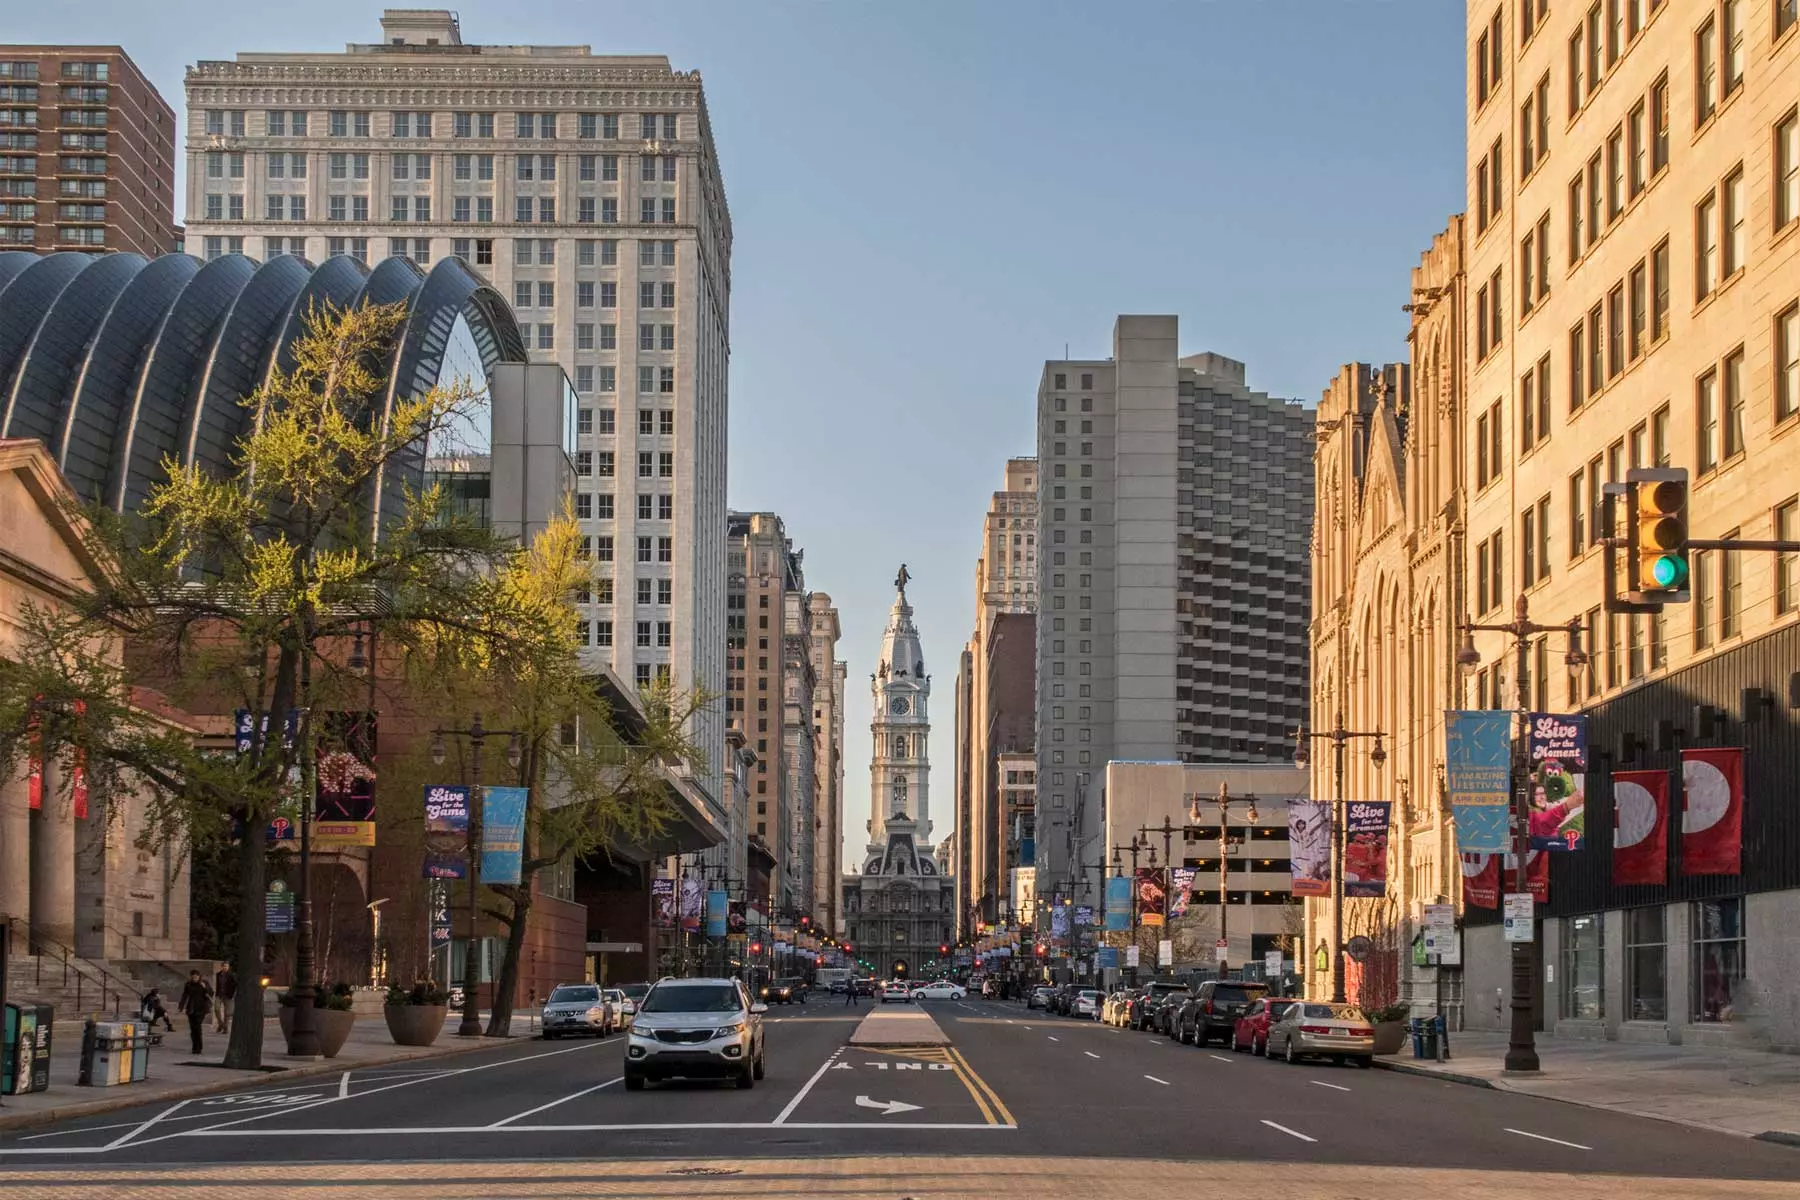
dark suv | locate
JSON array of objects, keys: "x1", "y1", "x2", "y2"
[
  {"x1": 1130, "y1": 981, "x2": 1189, "y2": 1031},
  {"x1": 1174, "y1": 979, "x2": 1270, "y2": 1046}
]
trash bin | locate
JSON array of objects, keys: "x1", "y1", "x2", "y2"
[
  {"x1": 1409, "y1": 1016, "x2": 1439, "y2": 1059},
  {"x1": 80, "y1": 1020, "x2": 138, "y2": 1088},
  {"x1": 3, "y1": 1002, "x2": 52, "y2": 1094}
]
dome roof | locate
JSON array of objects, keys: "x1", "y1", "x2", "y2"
[{"x1": 877, "y1": 565, "x2": 925, "y2": 681}]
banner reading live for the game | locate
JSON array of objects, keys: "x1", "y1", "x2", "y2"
[
  {"x1": 1461, "y1": 853, "x2": 1499, "y2": 908},
  {"x1": 1447, "y1": 710, "x2": 1511, "y2": 853},
  {"x1": 1134, "y1": 867, "x2": 1167, "y2": 926},
  {"x1": 1612, "y1": 770, "x2": 1668, "y2": 885},
  {"x1": 1168, "y1": 867, "x2": 1197, "y2": 918},
  {"x1": 1343, "y1": 801, "x2": 1391, "y2": 898},
  {"x1": 421, "y1": 784, "x2": 469, "y2": 879},
  {"x1": 1287, "y1": 799, "x2": 1332, "y2": 897},
  {"x1": 1680, "y1": 747, "x2": 1743, "y2": 875},
  {"x1": 1527, "y1": 712, "x2": 1588, "y2": 851}
]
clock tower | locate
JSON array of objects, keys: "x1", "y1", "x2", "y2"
[{"x1": 868, "y1": 564, "x2": 932, "y2": 851}]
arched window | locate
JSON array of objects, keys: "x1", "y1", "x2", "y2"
[{"x1": 893, "y1": 735, "x2": 907, "y2": 758}]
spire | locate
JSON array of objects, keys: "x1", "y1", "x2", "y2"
[{"x1": 878, "y1": 566, "x2": 924, "y2": 680}]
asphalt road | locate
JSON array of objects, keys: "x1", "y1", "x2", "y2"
[{"x1": 0, "y1": 996, "x2": 1794, "y2": 1188}]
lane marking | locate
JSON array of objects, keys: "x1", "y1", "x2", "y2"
[
  {"x1": 1261, "y1": 1119, "x2": 1318, "y2": 1143},
  {"x1": 182, "y1": 1121, "x2": 1016, "y2": 1134},
  {"x1": 773, "y1": 1050, "x2": 838, "y2": 1125},
  {"x1": 1046, "y1": 1036, "x2": 1059, "y2": 1042},
  {"x1": 946, "y1": 1046, "x2": 1015, "y2": 1128},
  {"x1": 1309, "y1": 1080, "x2": 1351, "y2": 1092},
  {"x1": 1208, "y1": 1054, "x2": 1233, "y2": 1063},
  {"x1": 337, "y1": 1070, "x2": 352, "y2": 1100},
  {"x1": 103, "y1": 1098, "x2": 191, "y2": 1151},
  {"x1": 1083, "y1": 1051, "x2": 1101, "y2": 1059},
  {"x1": 488, "y1": 1077, "x2": 622, "y2": 1127},
  {"x1": 1144, "y1": 1075, "x2": 1170, "y2": 1086},
  {"x1": 1506, "y1": 1128, "x2": 1591, "y2": 1150}
]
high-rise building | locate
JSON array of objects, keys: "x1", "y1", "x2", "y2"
[
  {"x1": 0, "y1": 45, "x2": 178, "y2": 256},
  {"x1": 954, "y1": 458, "x2": 1039, "y2": 934},
  {"x1": 1034, "y1": 316, "x2": 1314, "y2": 899},
  {"x1": 183, "y1": 9, "x2": 733, "y2": 819},
  {"x1": 781, "y1": 588, "x2": 818, "y2": 919},
  {"x1": 808, "y1": 593, "x2": 845, "y2": 935}
]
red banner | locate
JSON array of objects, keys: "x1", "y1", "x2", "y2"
[
  {"x1": 1681, "y1": 747, "x2": 1743, "y2": 875},
  {"x1": 1502, "y1": 846, "x2": 1550, "y2": 901},
  {"x1": 1612, "y1": 770, "x2": 1668, "y2": 885},
  {"x1": 25, "y1": 719, "x2": 41, "y2": 810},
  {"x1": 70, "y1": 700, "x2": 88, "y2": 820},
  {"x1": 1461, "y1": 852, "x2": 1498, "y2": 908}
]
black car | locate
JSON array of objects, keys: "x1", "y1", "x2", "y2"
[
  {"x1": 853, "y1": 977, "x2": 877, "y2": 997},
  {"x1": 1174, "y1": 979, "x2": 1270, "y2": 1046},
  {"x1": 1054, "y1": 984, "x2": 1083, "y2": 1015},
  {"x1": 1130, "y1": 981, "x2": 1189, "y2": 1032},
  {"x1": 770, "y1": 977, "x2": 808, "y2": 1004}
]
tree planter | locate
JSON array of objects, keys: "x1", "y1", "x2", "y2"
[
  {"x1": 384, "y1": 1004, "x2": 448, "y2": 1047},
  {"x1": 1372, "y1": 1020, "x2": 1409, "y2": 1056},
  {"x1": 279, "y1": 1006, "x2": 357, "y2": 1058}
]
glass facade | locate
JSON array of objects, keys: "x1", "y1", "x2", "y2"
[
  {"x1": 1562, "y1": 913, "x2": 1604, "y2": 1020},
  {"x1": 1691, "y1": 898, "x2": 1745, "y2": 1023},
  {"x1": 1625, "y1": 906, "x2": 1667, "y2": 1022}
]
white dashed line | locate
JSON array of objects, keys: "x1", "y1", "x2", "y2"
[
  {"x1": 1047, "y1": 1036, "x2": 1060, "y2": 1042},
  {"x1": 1506, "y1": 1128, "x2": 1591, "y2": 1150},
  {"x1": 1208, "y1": 1054, "x2": 1233, "y2": 1063},
  {"x1": 1261, "y1": 1119, "x2": 1318, "y2": 1143},
  {"x1": 1309, "y1": 1080, "x2": 1351, "y2": 1092},
  {"x1": 1084, "y1": 1051, "x2": 1101, "y2": 1059},
  {"x1": 1144, "y1": 1075, "x2": 1171, "y2": 1086}
]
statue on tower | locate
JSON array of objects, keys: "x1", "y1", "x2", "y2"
[{"x1": 895, "y1": 563, "x2": 911, "y2": 593}]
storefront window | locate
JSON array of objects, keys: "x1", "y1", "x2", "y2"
[
  {"x1": 1625, "y1": 907, "x2": 1666, "y2": 1022},
  {"x1": 1562, "y1": 914, "x2": 1604, "y2": 1020},
  {"x1": 1692, "y1": 898, "x2": 1745, "y2": 1023}
]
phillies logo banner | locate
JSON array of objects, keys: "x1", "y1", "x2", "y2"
[
  {"x1": 1287, "y1": 799, "x2": 1332, "y2": 897},
  {"x1": 1681, "y1": 747, "x2": 1743, "y2": 875},
  {"x1": 1461, "y1": 853, "x2": 1499, "y2": 908},
  {"x1": 1527, "y1": 713, "x2": 1588, "y2": 850},
  {"x1": 1168, "y1": 867, "x2": 1197, "y2": 918},
  {"x1": 1447, "y1": 710, "x2": 1511, "y2": 852},
  {"x1": 1612, "y1": 770, "x2": 1669, "y2": 886},
  {"x1": 1503, "y1": 845, "x2": 1550, "y2": 902},
  {"x1": 1343, "y1": 802, "x2": 1391, "y2": 898}
]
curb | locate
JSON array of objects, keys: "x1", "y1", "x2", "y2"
[
  {"x1": 1370, "y1": 1057, "x2": 1496, "y2": 1089},
  {"x1": 0, "y1": 1033, "x2": 514, "y2": 1133},
  {"x1": 1753, "y1": 1130, "x2": 1800, "y2": 1149}
]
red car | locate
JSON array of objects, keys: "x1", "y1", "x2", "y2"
[{"x1": 1231, "y1": 997, "x2": 1298, "y2": 1056}]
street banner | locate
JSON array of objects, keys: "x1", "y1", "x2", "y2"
[
  {"x1": 1527, "y1": 713, "x2": 1588, "y2": 850},
  {"x1": 1104, "y1": 875, "x2": 1131, "y2": 930},
  {"x1": 727, "y1": 898, "x2": 748, "y2": 936},
  {"x1": 705, "y1": 890, "x2": 728, "y2": 938},
  {"x1": 70, "y1": 701, "x2": 87, "y2": 819},
  {"x1": 1503, "y1": 844, "x2": 1550, "y2": 901},
  {"x1": 1461, "y1": 852, "x2": 1499, "y2": 908},
  {"x1": 429, "y1": 883, "x2": 451, "y2": 947},
  {"x1": 1503, "y1": 893, "x2": 1535, "y2": 941},
  {"x1": 1447, "y1": 710, "x2": 1511, "y2": 853},
  {"x1": 1287, "y1": 799, "x2": 1332, "y2": 897},
  {"x1": 1098, "y1": 947, "x2": 1118, "y2": 969},
  {"x1": 1343, "y1": 801, "x2": 1391, "y2": 898},
  {"x1": 25, "y1": 714, "x2": 40, "y2": 810},
  {"x1": 651, "y1": 878, "x2": 675, "y2": 927},
  {"x1": 1134, "y1": 867, "x2": 1166, "y2": 927},
  {"x1": 315, "y1": 711, "x2": 378, "y2": 848},
  {"x1": 1074, "y1": 904, "x2": 1095, "y2": 930},
  {"x1": 678, "y1": 877, "x2": 704, "y2": 932},
  {"x1": 422, "y1": 784, "x2": 470, "y2": 879},
  {"x1": 1612, "y1": 769, "x2": 1669, "y2": 885},
  {"x1": 1049, "y1": 904, "x2": 1070, "y2": 941},
  {"x1": 479, "y1": 786, "x2": 528, "y2": 885},
  {"x1": 1168, "y1": 867, "x2": 1196, "y2": 918},
  {"x1": 1125, "y1": 945, "x2": 1140, "y2": 968},
  {"x1": 1680, "y1": 747, "x2": 1743, "y2": 875}
]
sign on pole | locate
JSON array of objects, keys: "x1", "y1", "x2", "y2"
[
  {"x1": 1502, "y1": 892, "x2": 1535, "y2": 942},
  {"x1": 265, "y1": 882, "x2": 295, "y2": 934},
  {"x1": 1125, "y1": 945, "x2": 1140, "y2": 968},
  {"x1": 1264, "y1": 949, "x2": 1283, "y2": 978},
  {"x1": 1214, "y1": 939, "x2": 1228, "y2": 964},
  {"x1": 1159, "y1": 939, "x2": 1173, "y2": 967},
  {"x1": 1422, "y1": 903, "x2": 1461, "y2": 964}
]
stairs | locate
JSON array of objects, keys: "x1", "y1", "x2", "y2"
[{"x1": 4, "y1": 955, "x2": 139, "y2": 1029}]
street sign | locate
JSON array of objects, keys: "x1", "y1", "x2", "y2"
[
  {"x1": 1346, "y1": 935, "x2": 1373, "y2": 962},
  {"x1": 1503, "y1": 893, "x2": 1535, "y2": 941},
  {"x1": 1423, "y1": 903, "x2": 1461, "y2": 965},
  {"x1": 1264, "y1": 949, "x2": 1283, "y2": 977},
  {"x1": 1125, "y1": 945, "x2": 1140, "y2": 968},
  {"x1": 1213, "y1": 938, "x2": 1228, "y2": 964},
  {"x1": 1159, "y1": 939, "x2": 1174, "y2": 967},
  {"x1": 265, "y1": 883, "x2": 295, "y2": 934}
]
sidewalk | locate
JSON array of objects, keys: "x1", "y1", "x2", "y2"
[
  {"x1": 0, "y1": 1012, "x2": 520, "y2": 1131},
  {"x1": 1375, "y1": 1030, "x2": 1800, "y2": 1144},
  {"x1": 848, "y1": 1005, "x2": 949, "y2": 1047}
]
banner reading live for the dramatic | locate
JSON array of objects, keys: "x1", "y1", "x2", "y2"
[
  {"x1": 1680, "y1": 747, "x2": 1743, "y2": 875},
  {"x1": 1446, "y1": 711, "x2": 1511, "y2": 853},
  {"x1": 1612, "y1": 770, "x2": 1669, "y2": 885},
  {"x1": 1527, "y1": 713, "x2": 1587, "y2": 851},
  {"x1": 1287, "y1": 799, "x2": 1332, "y2": 897},
  {"x1": 1134, "y1": 867, "x2": 1167, "y2": 927},
  {"x1": 1343, "y1": 802, "x2": 1391, "y2": 898}
]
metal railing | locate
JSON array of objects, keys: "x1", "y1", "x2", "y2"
[{"x1": 18, "y1": 928, "x2": 138, "y2": 1018}]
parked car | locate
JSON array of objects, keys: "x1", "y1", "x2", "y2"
[
  {"x1": 1100, "y1": 990, "x2": 1131, "y2": 1026},
  {"x1": 1230, "y1": 997, "x2": 1296, "y2": 1055},
  {"x1": 853, "y1": 977, "x2": 877, "y2": 997},
  {"x1": 1072, "y1": 988, "x2": 1105, "y2": 1019},
  {"x1": 1266, "y1": 1000, "x2": 1376, "y2": 1067},
  {"x1": 911, "y1": 980, "x2": 967, "y2": 1000},
  {"x1": 624, "y1": 977, "x2": 766, "y2": 1090},
  {"x1": 541, "y1": 983, "x2": 615, "y2": 1039},
  {"x1": 1028, "y1": 985, "x2": 1056, "y2": 1011},
  {"x1": 1055, "y1": 984, "x2": 1085, "y2": 1016},
  {"x1": 1130, "y1": 981, "x2": 1189, "y2": 1032},
  {"x1": 878, "y1": 980, "x2": 913, "y2": 1003},
  {"x1": 604, "y1": 987, "x2": 636, "y2": 1030},
  {"x1": 1174, "y1": 980, "x2": 1271, "y2": 1047}
]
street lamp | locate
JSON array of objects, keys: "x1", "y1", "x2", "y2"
[
  {"x1": 1186, "y1": 784, "x2": 1260, "y2": 976},
  {"x1": 1293, "y1": 715, "x2": 1386, "y2": 1004},
  {"x1": 1111, "y1": 837, "x2": 1146, "y2": 983},
  {"x1": 432, "y1": 712, "x2": 524, "y2": 1038},
  {"x1": 1457, "y1": 593, "x2": 1587, "y2": 1074}
]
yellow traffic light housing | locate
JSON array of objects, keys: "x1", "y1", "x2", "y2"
[{"x1": 1627, "y1": 468, "x2": 1690, "y2": 604}]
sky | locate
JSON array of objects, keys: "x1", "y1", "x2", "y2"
[{"x1": 13, "y1": 1, "x2": 1468, "y2": 865}]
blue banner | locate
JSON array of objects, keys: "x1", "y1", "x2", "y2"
[
  {"x1": 1447, "y1": 710, "x2": 1512, "y2": 853},
  {"x1": 423, "y1": 785, "x2": 469, "y2": 879},
  {"x1": 705, "y1": 889, "x2": 728, "y2": 938},
  {"x1": 1104, "y1": 875, "x2": 1131, "y2": 931},
  {"x1": 480, "y1": 786, "x2": 528, "y2": 884},
  {"x1": 1098, "y1": 947, "x2": 1119, "y2": 969}
]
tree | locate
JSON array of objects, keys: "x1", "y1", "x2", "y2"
[{"x1": 0, "y1": 302, "x2": 548, "y2": 1068}]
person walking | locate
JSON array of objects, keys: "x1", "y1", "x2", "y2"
[
  {"x1": 178, "y1": 969, "x2": 212, "y2": 1055},
  {"x1": 845, "y1": 977, "x2": 860, "y2": 1007},
  {"x1": 213, "y1": 964, "x2": 237, "y2": 1034}
]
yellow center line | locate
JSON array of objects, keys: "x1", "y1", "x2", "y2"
[{"x1": 948, "y1": 1046, "x2": 1016, "y2": 1128}]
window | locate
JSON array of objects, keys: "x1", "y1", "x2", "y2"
[
  {"x1": 1651, "y1": 237, "x2": 1671, "y2": 338},
  {"x1": 1652, "y1": 403, "x2": 1671, "y2": 466},
  {"x1": 1722, "y1": 167, "x2": 1746, "y2": 277},
  {"x1": 1607, "y1": 126, "x2": 1625, "y2": 221},
  {"x1": 1651, "y1": 73, "x2": 1669, "y2": 173},
  {"x1": 1776, "y1": 499, "x2": 1799, "y2": 615},
  {"x1": 1569, "y1": 171, "x2": 1586, "y2": 263},
  {"x1": 1586, "y1": 152, "x2": 1603, "y2": 248},
  {"x1": 1721, "y1": 527, "x2": 1742, "y2": 639},
  {"x1": 1698, "y1": 367, "x2": 1721, "y2": 473},
  {"x1": 1697, "y1": 16, "x2": 1719, "y2": 124},
  {"x1": 1694, "y1": 549, "x2": 1715, "y2": 649},
  {"x1": 1723, "y1": 0, "x2": 1744, "y2": 96},
  {"x1": 1628, "y1": 100, "x2": 1647, "y2": 198},
  {"x1": 1607, "y1": 285, "x2": 1625, "y2": 379},
  {"x1": 1628, "y1": 262, "x2": 1648, "y2": 359},
  {"x1": 1723, "y1": 348, "x2": 1746, "y2": 459},
  {"x1": 1626, "y1": 908, "x2": 1667, "y2": 1022},
  {"x1": 1691, "y1": 898, "x2": 1745, "y2": 1023},
  {"x1": 1778, "y1": 112, "x2": 1800, "y2": 232},
  {"x1": 1777, "y1": 305, "x2": 1800, "y2": 425},
  {"x1": 1522, "y1": 503, "x2": 1538, "y2": 585},
  {"x1": 1563, "y1": 915, "x2": 1604, "y2": 1022},
  {"x1": 1782, "y1": 0, "x2": 1800, "y2": 39},
  {"x1": 1569, "y1": 471, "x2": 1587, "y2": 556}
]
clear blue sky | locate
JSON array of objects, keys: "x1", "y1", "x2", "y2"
[{"x1": 15, "y1": 1, "x2": 1467, "y2": 862}]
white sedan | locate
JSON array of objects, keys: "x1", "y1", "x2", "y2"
[
  {"x1": 910, "y1": 981, "x2": 967, "y2": 1000},
  {"x1": 878, "y1": 980, "x2": 913, "y2": 1003}
]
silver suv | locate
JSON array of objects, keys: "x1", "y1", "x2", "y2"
[{"x1": 624, "y1": 977, "x2": 766, "y2": 1090}]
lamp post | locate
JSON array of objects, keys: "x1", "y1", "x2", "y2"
[
  {"x1": 1456, "y1": 592, "x2": 1587, "y2": 1073},
  {"x1": 1174, "y1": 785, "x2": 1261, "y2": 977},
  {"x1": 1292, "y1": 716, "x2": 1387, "y2": 1004},
  {"x1": 431, "y1": 713, "x2": 524, "y2": 1038},
  {"x1": 1110, "y1": 837, "x2": 1145, "y2": 984}
]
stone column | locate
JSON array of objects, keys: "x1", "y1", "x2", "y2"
[
  {"x1": 0, "y1": 766, "x2": 29, "y2": 955},
  {"x1": 28, "y1": 757, "x2": 76, "y2": 951}
]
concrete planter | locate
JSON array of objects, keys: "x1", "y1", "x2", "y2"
[
  {"x1": 278, "y1": 1006, "x2": 357, "y2": 1058},
  {"x1": 384, "y1": 1003, "x2": 448, "y2": 1047},
  {"x1": 1372, "y1": 1020, "x2": 1409, "y2": 1056}
]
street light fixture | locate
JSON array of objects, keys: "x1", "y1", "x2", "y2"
[{"x1": 1293, "y1": 713, "x2": 1386, "y2": 1004}]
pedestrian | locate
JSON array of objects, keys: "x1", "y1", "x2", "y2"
[
  {"x1": 845, "y1": 977, "x2": 859, "y2": 1007},
  {"x1": 139, "y1": 987, "x2": 174, "y2": 1033},
  {"x1": 178, "y1": 969, "x2": 212, "y2": 1055},
  {"x1": 213, "y1": 963, "x2": 237, "y2": 1034}
]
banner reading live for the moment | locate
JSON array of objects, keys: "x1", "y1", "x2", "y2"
[
  {"x1": 1287, "y1": 799, "x2": 1332, "y2": 897},
  {"x1": 1612, "y1": 770, "x2": 1668, "y2": 885},
  {"x1": 1446, "y1": 711, "x2": 1511, "y2": 853},
  {"x1": 1343, "y1": 802, "x2": 1391, "y2": 897},
  {"x1": 1680, "y1": 747, "x2": 1743, "y2": 875},
  {"x1": 1527, "y1": 712, "x2": 1588, "y2": 851}
]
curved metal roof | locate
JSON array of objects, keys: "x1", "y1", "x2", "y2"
[{"x1": 0, "y1": 252, "x2": 526, "y2": 517}]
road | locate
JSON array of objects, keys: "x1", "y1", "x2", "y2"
[{"x1": 1, "y1": 996, "x2": 1794, "y2": 1197}]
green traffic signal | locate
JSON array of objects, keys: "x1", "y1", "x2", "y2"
[{"x1": 1650, "y1": 553, "x2": 1687, "y2": 589}]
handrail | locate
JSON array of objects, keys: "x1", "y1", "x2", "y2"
[{"x1": 20, "y1": 926, "x2": 136, "y2": 1018}]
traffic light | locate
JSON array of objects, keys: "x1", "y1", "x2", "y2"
[
  {"x1": 1630, "y1": 468, "x2": 1690, "y2": 601},
  {"x1": 1035, "y1": 942, "x2": 1047, "y2": 958},
  {"x1": 751, "y1": 941, "x2": 762, "y2": 955},
  {"x1": 939, "y1": 944, "x2": 949, "y2": 955}
]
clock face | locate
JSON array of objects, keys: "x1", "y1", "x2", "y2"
[{"x1": 889, "y1": 697, "x2": 910, "y2": 715}]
